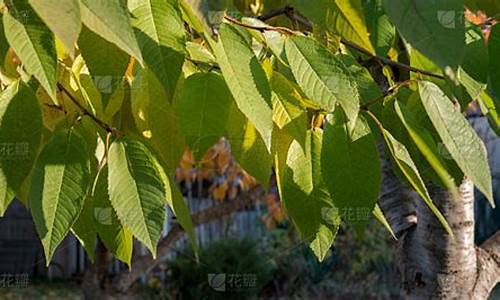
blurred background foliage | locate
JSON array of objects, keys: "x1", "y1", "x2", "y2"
[{"x1": 138, "y1": 219, "x2": 401, "y2": 299}]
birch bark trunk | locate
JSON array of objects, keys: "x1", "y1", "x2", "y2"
[{"x1": 380, "y1": 168, "x2": 499, "y2": 298}]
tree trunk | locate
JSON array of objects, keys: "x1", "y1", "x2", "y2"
[
  {"x1": 81, "y1": 240, "x2": 114, "y2": 300},
  {"x1": 380, "y1": 166, "x2": 500, "y2": 298}
]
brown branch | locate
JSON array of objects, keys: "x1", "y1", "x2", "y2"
[
  {"x1": 482, "y1": 231, "x2": 500, "y2": 255},
  {"x1": 113, "y1": 188, "x2": 263, "y2": 293},
  {"x1": 56, "y1": 83, "x2": 121, "y2": 135},
  {"x1": 338, "y1": 39, "x2": 445, "y2": 80},
  {"x1": 362, "y1": 79, "x2": 417, "y2": 109},
  {"x1": 258, "y1": 5, "x2": 312, "y2": 30},
  {"x1": 224, "y1": 15, "x2": 295, "y2": 35},
  {"x1": 256, "y1": 6, "x2": 445, "y2": 80}
]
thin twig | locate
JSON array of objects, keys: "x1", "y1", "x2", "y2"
[
  {"x1": 224, "y1": 15, "x2": 295, "y2": 35},
  {"x1": 364, "y1": 109, "x2": 386, "y2": 133},
  {"x1": 44, "y1": 103, "x2": 66, "y2": 112},
  {"x1": 362, "y1": 79, "x2": 418, "y2": 109},
  {"x1": 339, "y1": 39, "x2": 445, "y2": 80},
  {"x1": 56, "y1": 83, "x2": 121, "y2": 135},
  {"x1": 258, "y1": 5, "x2": 313, "y2": 30},
  {"x1": 255, "y1": 6, "x2": 445, "y2": 80},
  {"x1": 185, "y1": 57, "x2": 220, "y2": 70}
]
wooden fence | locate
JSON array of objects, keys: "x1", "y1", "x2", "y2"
[{"x1": 0, "y1": 192, "x2": 267, "y2": 279}]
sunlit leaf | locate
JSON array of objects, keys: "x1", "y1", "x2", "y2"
[
  {"x1": 383, "y1": 0, "x2": 465, "y2": 69},
  {"x1": 215, "y1": 23, "x2": 273, "y2": 150},
  {"x1": 321, "y1": 110, "x2": 381, "y2": 231},
  {"x1": 29, "y1": 130, "x2": 91, "y2": 264},
  {"x1": 107, "y1": 138, "x2": 166, "y2": 257},
  {"x1": 80, "y1": 0, "x2": 143, "y2": 64},
  {"x1": 3, "y1": 1, "x2": 58, "y2": 101},
  {"x1": 419, "y1": 81, "x2": 493, "y2": 205},
  {"x1": 285, "y1": 35, "x2": 360, "y2": 121},
  {"x1": 177, "y1": 73, "x2": 231, "y2": 159},
  {"x1": 28, "y1": 0, "x2": 81, "y2": 56},
  {"x1": 129, "y1": 0, "x2": 185, "y2": 97}
]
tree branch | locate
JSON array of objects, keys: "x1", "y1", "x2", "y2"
[
  {"x1": 57, "y1": 83, "x2": 122, "y2": 135},
  {"x1": 482, "y1": 231, "x2": 500, "y2": 255},
  {"x1": 257, "y1": 5, "x2": 313, "y2": 30},
  {"x1": 112, "y1": 188, "x2": 263, "y2": 293},
  {"x1": 362, "y1": 79, "x2": 417, "y2": 109},
  {"x1": 473, "y1": 231, "x2": 500, "y2": 298},
  {"x1": 253, "y1": 6, "x2": 445, "y2": 80},
  {"x1": 224, "y1": 15, "x2": 295, "y2": 35},
  {"x1": 339, "y1": 39, "x2": 445, "y2": 80}
]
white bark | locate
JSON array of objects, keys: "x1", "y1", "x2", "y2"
[{"x1": 379, "y1": 174, "x2": 500, "y2": 299}]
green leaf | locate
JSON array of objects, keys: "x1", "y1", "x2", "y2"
[
  {"x1": 321, "y1": 110, "x2": 381, "y2": 231},
  {"x1": 151, "y1": 152, "x2": 197, "y2": 254},
  {"x1": 3, "y1": 1, "x2": 58, "y2": 101},
  {"x1": 68, "y1": 124, "x2": 100, "y2": 262},
  {"x1": 455, "y1": 27, "x2": 489, "y2": 101},
  {"x1": 78, "y1": 26, "x2": 130, "y2": 77},
  {"x1": 374, "y1": 118, "x2": 453, "y2": 236},
  {"x1": 372, "y1": 204, "x2": 396, "y2": 239},
  {"x1": 383, "y1": 0, "x2": 465, "y2": 69},
  {"x1": 0, "y1": 81, "x2": 42, "y2": 215},
  {"x1": 418, "y1": 81, "x2": 493, "y2": 205},
  {"x1": 270, "y1": 72, "x2": 308, "y2": 147},
  {"x1": 29, "y1": 131, "x2": 91, "y2": 264},
  {"x1": 226, "y1": 102, "x2": 272, "y2": 188},
  {"x1": 71, "y1": 196, "x2": 96, "y2": 261},
  {"x1": 489, "y1": 24, "x2": 500, "y2": 100},
  {"x1": 186, "y1": 41, "x2": 216, "y2": 65},
  {"x1": 240, "y1": 18, "x2": 287, "y2": 65},
  {"x1": 0, "y1": 182, "x2": 14, "y2": 217},
  {"x1": 310, "y1": 223, "x2": 337, "y2": 262},
  {"x1": 478, "y1": 91, "x2": 500, "y2": 136},
  {"x1": 463, "y1": 27, "x2": 489, "y2": 85},
  {"x1": 93, "y1": 168, "x2": 133, "y2": 267},
  {"x1": 177, "y1": 73, "x2": 231, "y2": 159},
  {"x1": 288, "y1": 0, "x2": 331, "y2": 28},
  {"x1": 285, "y1": 36, "x2": 360, "y2": 121},
  {"x1": 339, "y1": 54, "x2": 382, "y2": 104},
  {"x1": 183, "y1": 0, "x2": 227, "y2": 33},
  {"x1": 0, "y1": 16, "x2": 9, "y2": 66},
  {"x1": 131, "y1": 67, "x2": 185, "y2": 175},
  {"x1": 28, "y1": 0, "x2": 81, "y2": 56},
  {"x1": 0, "y1": 81, "x2": 42, "y2": 189},
  {"x1": 394, "y1": 100, "x2": 459, "y2": 199},
  {"x1": 275, "y1": 127, "x2": 340, "y2": 261},
  {"x1": 80, "y1": 0, "x2": 143, "y2": 64},
  {"x1": 103, "y1": 80, "x2": 126, "y2": 123},
  {"x1": 363, "y1": 0, "x2": 395, "y2": 56},
  {"x1": 289, "y1": 0, "x2": 375, "y2": 53},
  {"x1": 215, "y1": 23, "x2": 273, "y2": 150},
  {"x1": 107, "y1": 138, "x2": 166, "y2": 257},
  {"x1": 179, "y1": 0, "x2": 211, "y2": 36},
  {"x1": 329, "y1": 0, "x2": 375, "y2": 53},
  {"x1": 128, "y1": 0, "x2": 185, "y2": 98}
]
